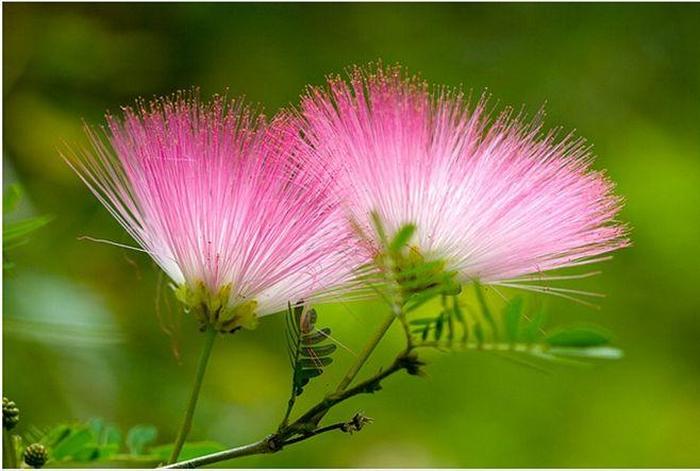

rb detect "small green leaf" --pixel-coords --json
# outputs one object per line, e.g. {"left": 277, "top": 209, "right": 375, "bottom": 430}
{"left": 88, "top": 418, "right": 122, "bottom": 458}
{"left": 452, "top": 296, "right": 464, "bottom": 322}
{"left": 409, "top": 318, "right": 434, "bottom": 326}
{"left": 434, "top": 314, "right": 444, "bottom": 340}
{"left": 389, "top": 224, "right": 416, "bottom": 252}
{"left": 446, "top": 311, "right": 455, "bottom": 341}
{"left": 503, "top": 296, "right": 524, "bottom": 342}
{"left": 546, "top": 326, "right": 612, "bottom": 347}
{"left": 303, "top": 343, "right": 337, "bottom": 357}
{"left": 522, "top": 308, "right": 546, "bottom": 343}
{"left": 473, "top": 282, "right": 499, "bottom": 339}
{"left": 51, "top": 427, "right": 95, "bottom": 460}
{"left": 296, "top": 368, "right": 323, "bottom": 381}
{"left": 298, "top": 357, "right": 333, "bottom": 368}
{"left": 126, "top": 425, "right": 157, "bottom": 456}
{"left": 301, "top": 328, "right": 331, "bottom": 345}
{"left": 474, "top": 322, "right": 484, "bottom": 345}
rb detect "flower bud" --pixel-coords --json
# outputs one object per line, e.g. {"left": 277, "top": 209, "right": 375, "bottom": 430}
{"left": 23, "top": 443, "right": 48, "bottom": 468}
{"left": 2, "top": 396, "right": 20, "bottom": 430}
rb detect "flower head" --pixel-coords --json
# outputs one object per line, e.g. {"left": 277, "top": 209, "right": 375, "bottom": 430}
{"left": 299, "top": 66, "right": 629, "bottom": 298}
{"left": 66, "top": 93, "right": 355, "bottom": 331}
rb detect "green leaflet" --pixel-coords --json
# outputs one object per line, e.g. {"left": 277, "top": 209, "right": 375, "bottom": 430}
{"left": 546, "top": 326, "right": 612, "bottom": 347}
{"left": 126, "top": 424, "right": 158, "bottom": 456}
{"left": 389, "top": 224, "right": 416, "bottom": 252}
{"left": 503, "top": 296, "right": 524, "bottom": 343}
{"left": 18, "top": 419, "right": 225, "bottom": 466}
{"left": 408, "top": 285, "right": 623, "bottom": 367}
{"left": 286, "top": 302, "right": 337, "bottom": 397}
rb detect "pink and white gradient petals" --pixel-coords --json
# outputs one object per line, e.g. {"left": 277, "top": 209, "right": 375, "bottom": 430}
{"left": 299, "top": 66, "right": 629, "bottom": 291}
{"left": 66, "top": 93, "right": 358, "bottom": 317}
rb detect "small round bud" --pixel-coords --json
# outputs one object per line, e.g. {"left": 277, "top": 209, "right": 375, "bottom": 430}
{"left": 23, "top": 443, "right": 48, "bottom": 468}
{"left": 3, "top": 396, "right": 20, "bottom": 430}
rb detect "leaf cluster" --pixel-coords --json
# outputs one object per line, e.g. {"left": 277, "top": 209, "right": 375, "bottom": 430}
{"left": 286, "top": 302, "right": 337, "bottom": 397}
{"left": 411, "top": 290, "right": 622, "bottom": 364}
{"left": 369, "top": 218, "right": 461, "bottom": 310}
{"left": 17, "top": 419, "right": 225, "bottom": 467}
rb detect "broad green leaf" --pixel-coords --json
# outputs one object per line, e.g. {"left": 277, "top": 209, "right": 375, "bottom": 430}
{"left": 96, "top": 444, "right": 121, "bottom": 459}
{"left": 389, "top": 224, "right": 416, "bottom": 252}
{"left": 42, "top": 424, "right": 73, "bottom": 448}
{"left": 51, "top": 427, "right": 95, "bottom": 460}
{"left": 126, "top": 425, "right": 157, "bottom": 456}
{"left": 72, "top": 444, "right": 101, "bottom": 462}
{"left": 150, "top": 441, "right": 226, "bottom": 462}
{"left": 546, "top": 326, "right": 612, "bottom": 347}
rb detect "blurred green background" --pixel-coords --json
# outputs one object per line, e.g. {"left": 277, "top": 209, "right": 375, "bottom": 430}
{"left": 3, "top": 3, "right": 700, "bottom": 467}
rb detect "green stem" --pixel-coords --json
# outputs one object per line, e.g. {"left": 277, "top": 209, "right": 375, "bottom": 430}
{"left": 3, "top": 430, "right": 17, "bottom": 469}
{"left": 163, "top": 350, "right": 417, "bottom": 469}
{"left": 335, "top": 310, "right": 396, "bottom": 392}
{"left": 168, "top": 326, "right": 218, "bottom": 464}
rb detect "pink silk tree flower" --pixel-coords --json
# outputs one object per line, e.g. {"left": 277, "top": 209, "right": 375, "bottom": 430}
{"left": 298, "top": 66, "right": 629, "bottom": 301}
{"left": 65, "top": 94, "right": 357, "bottom": 332}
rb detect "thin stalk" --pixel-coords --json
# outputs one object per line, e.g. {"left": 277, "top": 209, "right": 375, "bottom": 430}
{"left": 168, "top": 326, "right": 218, "bottom": 464}
{"left": 335, "top": 311, "right": 396, "bottom": 392}
{"left": 164, "top": 437, "right": 271, "bottom": 469}
{"left": 335, "top": 236, "right": 406, "bottom": 393}
{"left": 163, "top": 352, "right": 415, "bottom": 469}
{"left": 3, "top": 431, "right": 17, "bottom": 469}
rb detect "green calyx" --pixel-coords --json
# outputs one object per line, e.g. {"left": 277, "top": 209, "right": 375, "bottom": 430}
{"left": 3, "top": 396, "right": 20, "bottom": 430}
{"left": 173, "top": 282, "right": 259, "bottom": 333}
{"left": 390, "top": 245, "right": 461, "bottom": 299}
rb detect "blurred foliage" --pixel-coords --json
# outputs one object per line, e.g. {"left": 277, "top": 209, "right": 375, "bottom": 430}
{"left": 11, "top": 418, "right": 224, "bottom": 467}
{"left": 3, "top": 184, "right": 51, "bottom": 272}
{"left": 3, "top": 3, "right": 700, "bottom": 468}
